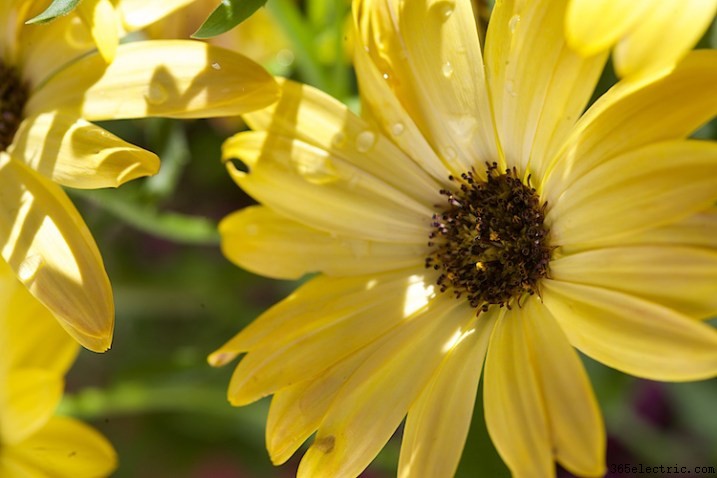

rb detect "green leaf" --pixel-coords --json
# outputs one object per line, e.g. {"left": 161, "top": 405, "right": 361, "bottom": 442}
{"left": 25, "top": 0, "right": 81, "bottom": 24}
{"left": 192, "top": 0, "right": 268, "bottom": 39}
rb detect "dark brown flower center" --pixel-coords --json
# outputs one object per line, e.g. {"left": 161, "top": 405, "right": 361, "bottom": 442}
{"left": 0, "top": 61, "right": 28, "bottom": 152}
{"left": 426, "top": 163, "right": 552, "bottom": 311}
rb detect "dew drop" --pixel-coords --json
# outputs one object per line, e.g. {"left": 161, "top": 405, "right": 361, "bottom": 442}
{"left": 506, "top": 79, "right": 518, "bottom": 97}
{"left": 442, "top": 61, "right": 454, "bottom": 78}
{"left": 211, "top": 62, "right": 222, "bottom": 70}
{"left": 434, "top": 0, "right": 455, "bottom": 21}
{"left": 291, "top": 155, "right": 340, "bottom": 184}
{"left": 146, "top": 83, "right": 169, "bottom": 105}
{"left": 331, "top": 132, "right": 347, "bottom": 148}
{"left": 356, "top": 130, "right": 377, "bottom": 153}
{"left": 509, "top": 14, "right": 521, "bottom": 33}
{"left": 391, "top": 122, "right": 405, "bottom": 136}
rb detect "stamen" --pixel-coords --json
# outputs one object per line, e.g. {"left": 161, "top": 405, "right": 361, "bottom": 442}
{"left": 426, "top": 163, "right": 552, "bottom": 310}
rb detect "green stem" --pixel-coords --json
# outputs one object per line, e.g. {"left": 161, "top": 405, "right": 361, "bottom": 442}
{"left": 69, "top": 189, "right": 220, "bottom": 246}
{"left": 266, "top": 0, "right": 329, "bottom": 90}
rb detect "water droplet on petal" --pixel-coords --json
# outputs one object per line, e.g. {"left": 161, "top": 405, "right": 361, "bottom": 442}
{"left": 509, "top": 14, "right": 521, "bottom": 33}
{"left": 506, "top": 79, "right": 518, "bottom": 97}
{"left": 211, "top": 62, "right": 222, "bottom": 70}
{"left": 442, "top": 61, "right": 454, "bottom": 78}
{"left": 433, "top": 0, "right": 455, "bottom": 21}
{"left": 331, "top": 132, "right": 346, "bottom": 148}
{"left": 292, "top": 154, "right": 340, "bottom": 184}
{"left": 391, "top": 122, "right": 405, "bottom": 136}
{"left": 146, "top": 83, "right": 169, "bottom": 105}
{"left": 356, "top": 130, "right": 377, "bottom": 153}
{"left": 448, "top": 115, "right": 477, "bottom": 141}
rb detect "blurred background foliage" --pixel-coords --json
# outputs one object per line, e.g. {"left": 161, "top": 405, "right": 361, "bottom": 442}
{"left": 55, "top": 1, "right": 717, "bottom": 477}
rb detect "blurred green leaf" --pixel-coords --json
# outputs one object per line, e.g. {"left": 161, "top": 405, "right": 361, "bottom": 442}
{"left": 26, "top": 0, "right": 80, "bottom": 24}
{"left": 192, "top": 0, "right": 268, "bottom": 39}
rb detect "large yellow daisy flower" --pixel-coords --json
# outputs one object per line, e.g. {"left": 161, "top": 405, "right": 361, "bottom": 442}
{"left": 211, "top": 0, "right": 717, "bottom": 476}
{"left": 0, "top": 261, "right": 116, "bottom": 477}
{"left": 566, "top": 0, "right": 717, "bottom": 77}
{"left": 0, "top": 0, "right": 278, "bottom": 352}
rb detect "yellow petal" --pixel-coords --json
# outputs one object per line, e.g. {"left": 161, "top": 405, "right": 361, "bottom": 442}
{"left": 209, "top": 269, "right": 429, "bottom": 366}
{"left": 398, "top": 312, "right": 495, "bottom": 478}
{"left": 618, "top": 208, "right": 717, "bottom": 249}
{"left": 521, "top": 297, "right": 605, "bottom": 477}
{"left": 613, "top": 0, "right": 717, "bottom": 78}
{"left": 226, "top": 270, "right": 438, "bottom": 405}
{"left": 115, "top": 0, "right": 196, "bottom": 31}
{"left": 0, "top": 369, "right": 62, "bottom": 445}
{"left": 0, "top": 260, "right": 79, "bottom": 374}
{"left": 542, "top": 50, "right": 717, "bottom": 195}
{"left": 351, "top": 9, "right": 450, "bottom": 183}
{"left": 220, "top": 206, "right": 423, "bottom": 280}
{"left": 18, "top": 10, "right": 99, "bottom": 88}
{"left": 542, "top": 280, "right": 717, "bottom": 381}
{"left": 77, "top": 0, "right": 119, "bottom": 63}
{"left": 0, "top": 155, "right": 113, "bottom": 352}
{"left": 564, "top": 0, "right": 650, "bottom": 56}
{"left": 27, "top": 40, "right": 279, "bottom": 120}
{"left": 547, "top": 141, "right": 717, "bottom": 247}
{"left": 243, "top": 79, "right": 442, "bottom": 205}
{"left": 551, "top": 246, "right": 717, "bottom": 319}
{"left": 222, "top": 131, "right": 430, "bottom": 244}
{"left": 10, "top": 111, "right": 159, "bottom": 189}
{"left": 267, "top": 345, "right": 376, "bottom": 465}
{"left": 354, "top": 0, "right": 497, "bottom": 175}
{"left": 483, "top": 309, "right": 553, "bottom": 478}
{"left": 486, "top": 0, "right": 608, "bottom": 176}
{"left": 297, "top": 297, "right": 470, "bottom": 478}
{"left": 6, "top": 416, "right": 117, "bottom": 478}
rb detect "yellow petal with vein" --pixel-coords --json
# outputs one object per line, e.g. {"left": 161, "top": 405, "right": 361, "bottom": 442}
{"left": 267, "top": 346, "right": 375, "bottom": 465}
{"left": 297, "top": 297, "right": 467, "bottom": 478}
{"left": 543, "top": 280, "right": 717, "bottom": 381}
{"left": 483, "top": 309, "right": 553, "bottom": 478}
{"left": 0, "top": 369, "right": 62, "bottom": 445}
{"left": 27, "top": 40, "right": 278, "bottom": 120}
{"left": 0, "top": 259, "right": 79, "bottom": 374}
{"left": 226, "top": 270, "right": 437, "bottom": 405}
{"left": 543, "top": 50, "right": 717, "bottom": 195}
{"left": 551, "top": 246, "right": 717, "bottom": 319}
{"left": 547, "top": 141, "right": 717, "bottom": 247}
{"left": 209, "top": 270, "right": 428, "bottom": 366}
{"left": 77, "top": 0, "right": 118, "bottom": 63}
{"left": 398, "top": 312, "right": 495, "bottom": 478}
{"left": 521, "top": 298, "right": 605, "bottom": 476}
{"left": 6, "top": 416, "right": 117, "bottom": 478}
{"left": 565, "top": 0, "right": 650, "bottom": 56}
{"left": 220, "top": 206, "right": 423, "bottom": 280}
{"left": 614, "top": 0, "right": 717, "bottom": 78}
{"left": 115, "top": 0, "right": 196, "bottom": 31}
{"left": 0, "top": 155, "right": 113, "bottom": 352}
{"left": 223, "top": 131, "right": 430, "bottom": 244}
{"left": 11, "top": 111, "right": 159, "bottom": 189}
{"left": 487, "top": 0, "right": 608, "bottom": 176}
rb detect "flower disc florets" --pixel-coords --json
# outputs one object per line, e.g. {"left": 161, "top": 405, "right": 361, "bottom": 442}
{"left": 0, "top": 61, "right": 28, "bottom": 151}
{"left": 426, "top": 163, "right": 552, "bottom": 311}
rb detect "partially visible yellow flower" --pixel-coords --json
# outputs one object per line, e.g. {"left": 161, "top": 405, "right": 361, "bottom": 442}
{"left": 0, "top": 261, "right": 117, "bottom": 477}
{"left": 0, "top": 1, "right": 278, "bottom": 351}
{"left": 210, "top": 0, "right": 717, "bottom": 476}
{"left": 566, "top": 0, "right": 717, "bottom": 77}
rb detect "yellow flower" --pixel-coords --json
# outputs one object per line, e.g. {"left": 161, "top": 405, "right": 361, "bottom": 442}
{"left": 212, "top": 0, "right": 717, "bottom": 476}
{"left": 0, "top": 261, "right": 117, "bottom": 477}
{"left": 0, "top": 1, "right": 278, "bottom": 352}
{"left": 566, "top": 0, "right": 717, "bottom": 77}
